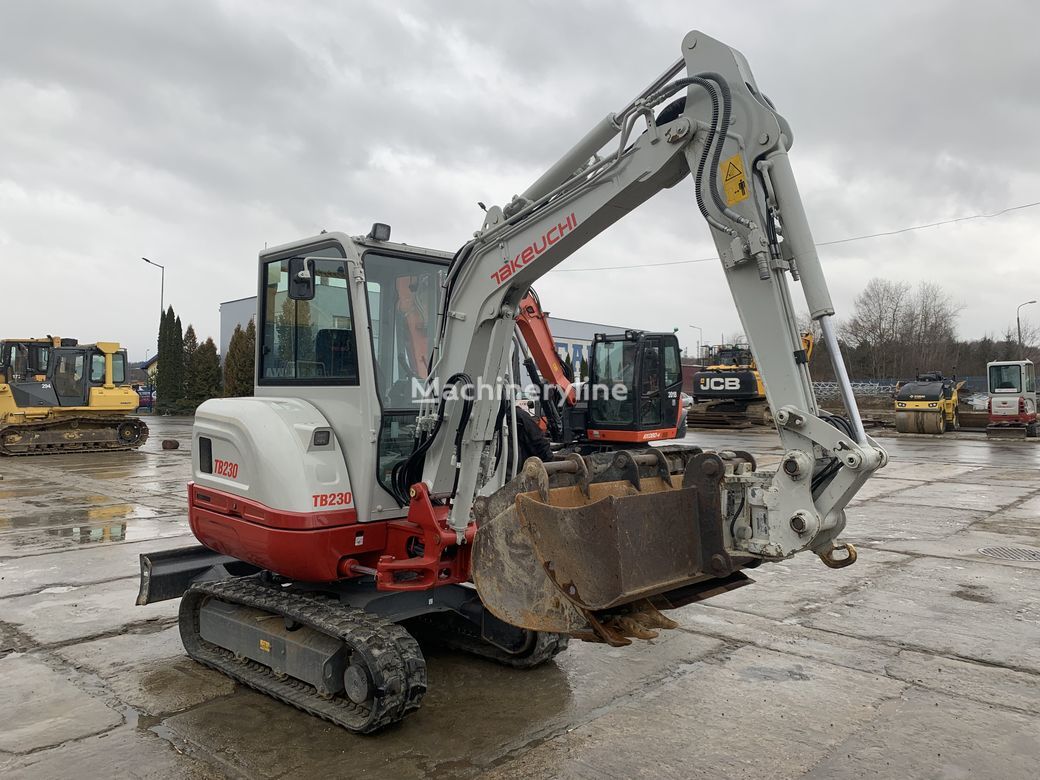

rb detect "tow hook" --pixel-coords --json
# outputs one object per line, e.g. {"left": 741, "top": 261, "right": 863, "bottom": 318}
{"left": 817, "top": 542, "right": 857, "bottom": 569}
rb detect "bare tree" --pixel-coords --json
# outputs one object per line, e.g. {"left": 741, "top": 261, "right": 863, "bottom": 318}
{"left": 840, "top": 278, "right": 911, "bottom": 379}
{"left": 899, "top": 282, "right": 961, "bottom": 376}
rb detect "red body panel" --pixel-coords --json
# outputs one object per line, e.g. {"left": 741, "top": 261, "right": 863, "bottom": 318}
{"left": 188, "top": 482, "right": 473, "bottom": 587}
{"left": 988, "top": 396, "right": 1037, "bottom": 426}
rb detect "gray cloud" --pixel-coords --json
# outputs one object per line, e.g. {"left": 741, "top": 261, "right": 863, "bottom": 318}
{"left": 2, "top": 0, "right": 1038, "bottom": 362}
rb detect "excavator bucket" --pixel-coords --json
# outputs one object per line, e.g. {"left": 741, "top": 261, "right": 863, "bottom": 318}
{"left": 472, "top": 448, "right": 755, "bottom": 646}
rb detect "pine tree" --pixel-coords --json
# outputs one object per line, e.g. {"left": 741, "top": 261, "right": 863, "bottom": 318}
{"left": 182, "top": 324, "right": 199, "bottom": 404}
{"left": 155, "top": 306, "right": 175, "bottom": 413}
{"left": 244, "top": 319, "right": 256, "bottom": 382}
{"left": 224, "top": 319, "right": 256, "bottom": 397}
{"left": 172, "top": 315, "right": 185, "bottom": 402}
{"left": 192, "top": 338, "right": 222, "bottom": 404}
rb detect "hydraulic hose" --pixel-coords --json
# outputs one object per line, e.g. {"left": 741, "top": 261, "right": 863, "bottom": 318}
{"left": 649, "top": 78, "right": 729, "bottom": 236}
{"left": 390, "top": 372, "right": 473, "bottom": 505}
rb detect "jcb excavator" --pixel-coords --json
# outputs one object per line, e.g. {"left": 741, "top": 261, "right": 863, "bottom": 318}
{"left": 688, "top": 342, "right": 767, "bottom": 427}
{"left": 688, "top": 333, "right": 813, "bottom": 428}
{"left": 137, "top": 31, "right": 886, "bottom": 733}
{"left": 0, "top": 338, "right": 148, "bottom": 455}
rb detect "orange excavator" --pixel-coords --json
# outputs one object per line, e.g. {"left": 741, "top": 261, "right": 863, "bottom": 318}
{"left": 514, "top": 291, "right": 686, "bottom": 453}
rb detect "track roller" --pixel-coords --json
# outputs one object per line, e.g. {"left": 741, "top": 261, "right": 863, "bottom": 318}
{"left": 180, "top": 577, "right": 427, "bottom": 734}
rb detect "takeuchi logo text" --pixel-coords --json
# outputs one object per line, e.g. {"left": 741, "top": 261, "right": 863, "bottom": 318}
{"left": 491, "top": 213, "right": 578, "bottom": 285}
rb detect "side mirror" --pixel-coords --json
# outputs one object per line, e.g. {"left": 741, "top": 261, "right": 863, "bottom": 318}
{"left": 288, "top": 257, "right": 315, "bottom": 300}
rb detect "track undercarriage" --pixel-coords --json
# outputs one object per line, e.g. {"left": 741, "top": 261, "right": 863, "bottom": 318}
{"left": 0, "top": 414, "right": 149, "bottom": 455}
{"left": 684, "top": 399, "right": 771, "bottom": 429}
{"left": 143, "top": 443, "right": 766, "bottom": 733}
{"left": 159, "top": 564, "right": 570, "bottom": 734}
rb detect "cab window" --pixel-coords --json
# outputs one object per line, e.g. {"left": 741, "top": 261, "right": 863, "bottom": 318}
{"left": 589, "top": 339, "right": 637, "bottom": 425}
{"left": 664, "top": 342, "right": 681, "bottom": 387}
{"left": 989, "top": 364, "right": 1022, "bottom": 393}
{"left": 90, "top": 353, "right": 106, "bottom": 382}
{"left": 260, "top": 250, "right": 358, "bottom": 385}
{"left": 364, "top": 253, "right": 443, "bottom": 409}
{"left": 54, "top": 353, "right": 85, "bottom": 396}
{"left": 363, "top": 252, "right": 446, "bottom": 497}
{"left": 112, "top": 353, "right": 126, "bottom": 384}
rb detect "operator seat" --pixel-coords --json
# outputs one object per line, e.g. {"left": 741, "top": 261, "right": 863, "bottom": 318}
{"left": 314, "top": 329, "right": 359, "bottom": 382}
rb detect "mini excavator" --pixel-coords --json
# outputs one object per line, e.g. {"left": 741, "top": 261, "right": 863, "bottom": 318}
{"left": 138, "top": 31, "right": 886, "bottom": 732}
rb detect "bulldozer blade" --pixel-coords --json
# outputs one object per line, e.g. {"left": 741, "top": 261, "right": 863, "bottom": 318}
{"left": 472, "top": 449, "right": 742, "bottom": 644}
{"left": 986, "top": 425, "right": 1028, "bottom": 440}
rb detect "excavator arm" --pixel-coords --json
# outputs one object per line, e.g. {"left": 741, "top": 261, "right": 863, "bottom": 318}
{"left": 408, "top": 30, "right": 885, "bottom": 639}
{"left": 515, "top": 290, "right": 575, "bottom": 407}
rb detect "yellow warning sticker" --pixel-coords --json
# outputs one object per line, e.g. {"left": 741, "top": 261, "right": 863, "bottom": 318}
{"left": 721, "top": 153, "right": 750, "bottom": 206}
{"left": 259, "top": 639, "right": 271, "bottom": 652}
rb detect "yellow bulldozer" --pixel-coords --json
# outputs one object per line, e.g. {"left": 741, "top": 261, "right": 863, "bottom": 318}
{"left": 0, "top": 337, "right": 149, "bottom": 455}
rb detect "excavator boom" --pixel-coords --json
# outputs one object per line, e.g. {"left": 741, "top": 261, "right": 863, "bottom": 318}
{"left": 410, "top": 31, "right": 886, "bottom": 636}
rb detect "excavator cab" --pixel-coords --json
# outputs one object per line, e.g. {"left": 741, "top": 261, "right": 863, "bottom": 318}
{"left": 586, "top": 331, "right": 683, "bottom": 442}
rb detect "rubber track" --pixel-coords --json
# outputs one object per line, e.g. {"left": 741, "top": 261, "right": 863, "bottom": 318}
{"left": 180, "top": 577, "right": 427, "bottom": 734}
{"left": 409, "top": 612, "right": 569, "bottom": 669}
{"left": 0, "top": 416, "right": 149, "bottom": 456}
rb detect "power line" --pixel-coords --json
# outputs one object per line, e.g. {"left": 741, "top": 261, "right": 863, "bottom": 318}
{"left": 548, "top": 199, "right": 1040, "bottom": 274}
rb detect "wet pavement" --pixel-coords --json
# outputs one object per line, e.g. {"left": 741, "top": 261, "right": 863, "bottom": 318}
{"left": 2, "top": 417, "right": 1039, "bottom": 778}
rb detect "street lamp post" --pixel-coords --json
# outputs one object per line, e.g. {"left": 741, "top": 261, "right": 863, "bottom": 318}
{"left": 688, "top": 324, "right": 703, "bottom": 360}
{"left": 1017, "top": 299, "right": 1037, "bottom": 359}
{"left": 142, "top": 257, "right": 165, "bottom": 314}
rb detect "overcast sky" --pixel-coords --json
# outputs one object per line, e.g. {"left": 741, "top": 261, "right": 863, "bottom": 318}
{"left": 3, "top": 0, "right": 1039, "bottom": 361}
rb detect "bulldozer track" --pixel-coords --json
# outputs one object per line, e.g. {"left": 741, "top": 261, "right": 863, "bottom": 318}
{"left": 180, "top": 577, "right": 427, "bottom": 734}
{"left": 0, "top": 415, "right": 149, "bottom": 456}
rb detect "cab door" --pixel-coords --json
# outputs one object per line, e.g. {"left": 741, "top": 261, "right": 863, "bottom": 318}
{"left": 51, "top": 349, "right": 89, "bottom": 406}
{"left": 636, "top": 335, "right": 683, "bottom": 432}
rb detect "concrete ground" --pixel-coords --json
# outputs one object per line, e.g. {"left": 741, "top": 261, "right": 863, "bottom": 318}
{"left": 2, "top": 417, "right": 1039, "bottom": 779}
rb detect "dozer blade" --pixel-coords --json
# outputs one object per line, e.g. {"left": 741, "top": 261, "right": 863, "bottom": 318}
{"left": 986, "top": 425, "right": 1028, "bottom": 440}
{"left": 472, "top": 448, "right": 755, "bottom": 646}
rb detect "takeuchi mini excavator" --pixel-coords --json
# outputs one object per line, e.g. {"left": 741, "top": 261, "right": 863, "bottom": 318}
{"left": 986, "top": 359, "right": 1038, "bottom": 438}
{"left": 0, "top": 337, "right": 148, "bottom": 455}
{"left": 137, "top": 31, "right": 887, "bottom": 733}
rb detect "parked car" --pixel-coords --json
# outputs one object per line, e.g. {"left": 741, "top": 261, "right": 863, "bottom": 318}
{"left": 136, "top": 387, "right": 155, "bottom": 411}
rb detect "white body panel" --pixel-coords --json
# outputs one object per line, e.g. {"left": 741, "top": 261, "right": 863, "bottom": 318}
{"left": 193, "top": 396, "right": 353, "bottom": 515}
